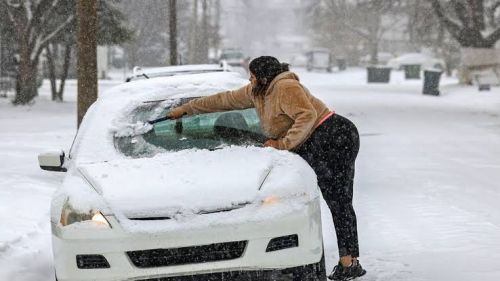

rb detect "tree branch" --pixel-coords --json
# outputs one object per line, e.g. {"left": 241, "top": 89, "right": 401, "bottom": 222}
{"left": 484, "top": 27, "right": 500, "bottom": 47}
{"left": 326, "top": 0, "right": 370, "bottom": 39}
{"left": 451, "top": 0, "right": 469, "bottom": 27}
{"left": 31, "top": 15, "right": 74, "bottom": 61}
{"left": 427, "top": 0, "right": 462, "bottom": 40}
{"left": 2, "top": 0, "right": 23, "bottom": 29}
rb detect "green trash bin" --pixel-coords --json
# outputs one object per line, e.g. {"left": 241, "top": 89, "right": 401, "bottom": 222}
{"left": 403, "top": 64, "right": 421, "bottom": 79}
{"left": 423, "top": 70, "right": 442, "bottom": 96}
{"left": 367, "top": 67, "right": 391, "bottom": 83}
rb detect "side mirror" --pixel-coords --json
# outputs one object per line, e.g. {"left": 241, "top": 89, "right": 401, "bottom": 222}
{"left": 38, "top": 150, "right": 67, "bottom": 172}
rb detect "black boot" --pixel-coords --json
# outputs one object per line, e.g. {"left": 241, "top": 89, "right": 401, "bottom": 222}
{"left": 328, "top": 260, "right": 366, "bottom": 281}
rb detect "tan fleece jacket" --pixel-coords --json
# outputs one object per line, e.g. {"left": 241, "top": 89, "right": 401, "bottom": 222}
{"left": 174, "top": 71, "right": 330, "bottom": 150}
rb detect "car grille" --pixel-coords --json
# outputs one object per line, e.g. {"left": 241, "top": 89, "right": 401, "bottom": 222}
{"left": 127, "top": 241, "right": 247, "bottom": 268}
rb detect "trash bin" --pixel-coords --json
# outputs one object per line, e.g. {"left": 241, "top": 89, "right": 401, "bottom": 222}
{"left": 403, "top": 64, "right": 421, "bottom": 79}
{"left": 337, "top": 58, "right": 347, "bottom": 71}
{"left": 478, "top": 84, "right": 491, "bottom": 91}
{"left": 367, "top": 67, "right": 391, "bottom": 83}
{"left": 423, "top": 70, "right": 442, "bottom": 96}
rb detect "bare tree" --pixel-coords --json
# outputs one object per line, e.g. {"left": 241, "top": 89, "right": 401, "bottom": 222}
{"left": 44, "top": 1, "right": 130, "bottom": 102}
{"left": 1, "top": 0, "right": 75, "bottom": 105}
{"left": 188, "top": 0, "right": 199, "bottom": 63}
{"left": 211, "top": 0, "right": 221, "bottom": 53}
{"left": 404, "top": 1, "right": 460, "bottom": 76}
{"left": 319, "top": 0, "right": 402, "bottom": 65}
{"left": 200, "top": 0, "right": 209, "bottom": 63}
{"left": 77, "top": 0, "right": 97, "bottom": 127}
{"left": 428, "top": 0, "right": 500, "bottom": 48}
{"left": 45, "top": 41, "right": 71, "bottom": 101}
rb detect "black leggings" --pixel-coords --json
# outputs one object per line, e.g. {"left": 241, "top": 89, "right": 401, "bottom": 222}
{"left": 295, "top": 114, "right": 360, "bottom": 257}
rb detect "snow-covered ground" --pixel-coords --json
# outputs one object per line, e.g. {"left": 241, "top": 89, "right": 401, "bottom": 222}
{"left": 1, "top": 68, "right": 499, "bottom": 280}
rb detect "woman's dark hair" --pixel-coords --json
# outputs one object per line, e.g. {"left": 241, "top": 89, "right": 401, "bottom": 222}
{"left": 249, "top": 56, "right": 289, "bottom": 96}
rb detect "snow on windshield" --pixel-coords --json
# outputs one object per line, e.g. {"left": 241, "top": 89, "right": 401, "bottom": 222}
{"left": 69, "top": 72, "right": 248, "bottom": 164}
{"left": 113, "top": 99, "right": 266, "bottom": 158}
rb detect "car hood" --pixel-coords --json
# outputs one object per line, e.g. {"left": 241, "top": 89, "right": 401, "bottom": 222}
{"left": 77, "top": 147, "right": 283, "bottom": 218}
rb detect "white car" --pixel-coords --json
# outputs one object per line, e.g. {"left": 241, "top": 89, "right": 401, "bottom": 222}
{"left": 386, "top": 53, "right": 445, "bottom": 70}
{"left": 305, "top": 49, "right": 332, "bottom": 72}
{"left": 39, "top": 71, "right": 325, "bottom": 281}
{"left": 219, "top": 49, "right": 246, "bottom": 67}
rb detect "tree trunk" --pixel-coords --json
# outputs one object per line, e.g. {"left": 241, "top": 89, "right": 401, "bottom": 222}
{"left": 369, "top": 40, "right": 379, "bottom": 66}
{"left": 77, "top": 0, "right": 98, "bottom": 127}
{"left": 367, "top": 12, "right": 381, "bottom": 66}
{"left": 13, "top": 50, "right": 38, "bottom": 105}
{"left": 169, "top": 0, "right": 178, "bottom": 66}
{"left": 212, "top": 0, "right": 221, "bottom": 52}
{"left": 200, "top": 0, "right": 209, "bottom": 63}
{"left": 46, "top": 43, "right": 72, "bottom": 102}
{"left": 57, "top": 43, "right": 72, "bottom": 102}
{"left": 189, "top": 0, "right": 199, "bottom": 64}
{"left": 46, "top": 44, "right": 59, "bottom": 101}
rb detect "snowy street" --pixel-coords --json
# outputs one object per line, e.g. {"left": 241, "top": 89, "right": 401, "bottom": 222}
{"left": 1, "top": 68, "right": 500, "bottom": 281}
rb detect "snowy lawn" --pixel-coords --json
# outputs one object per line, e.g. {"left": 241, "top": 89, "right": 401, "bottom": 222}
{"left": 1, "top": 68, "right": 500, "bottom": 280}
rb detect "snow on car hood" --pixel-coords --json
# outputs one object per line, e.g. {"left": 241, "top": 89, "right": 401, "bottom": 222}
{"left": 76, "top": 146, "right": 319, "bottom": 218}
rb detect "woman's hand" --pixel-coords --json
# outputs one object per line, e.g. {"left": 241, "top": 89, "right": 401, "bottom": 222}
{"left": 167, "top": 107, "right": 186, "bottom": 119}
{"left": 264, "top": 139, "right": 280, "bottom": 149}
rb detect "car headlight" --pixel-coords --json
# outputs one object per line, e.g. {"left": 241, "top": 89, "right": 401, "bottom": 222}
{"left": 261, "top": 195, "right": 280, "bottom": 206}
{"left": 60, "top": 201, "right": 111, "bottom": 228}
{"left": 261, "top": 192, "right": 312, "bottom": 207}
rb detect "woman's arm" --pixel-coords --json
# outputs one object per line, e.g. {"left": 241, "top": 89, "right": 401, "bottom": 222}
{"left": 168, "top": 84, "right": 254, "bottom": 118}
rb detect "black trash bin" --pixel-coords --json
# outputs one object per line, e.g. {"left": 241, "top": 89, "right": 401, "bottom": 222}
{"left": 367, "top": 66, "right": 391, "bottom": 83}
{"left": 337, "top": 58, "right": 347, "bottom": 71}
{"left": 423, "top": 70, "right": 442, "bottom": 96}
{"left": 403, "top": 64, "right": 421, "bottom": 79}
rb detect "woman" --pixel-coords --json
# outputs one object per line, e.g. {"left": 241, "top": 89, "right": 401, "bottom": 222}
{"left": 167, "top": 56, "right": 366, "bottom": 281}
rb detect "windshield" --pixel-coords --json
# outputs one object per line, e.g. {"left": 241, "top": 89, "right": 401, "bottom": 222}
{"left": 114, "top": 98, "right": 266, "bottom": 158}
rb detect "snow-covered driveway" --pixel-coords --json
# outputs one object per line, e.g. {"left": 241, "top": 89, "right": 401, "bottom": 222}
{"left": 1, "top": 70, "right": 499, "bottom": 280}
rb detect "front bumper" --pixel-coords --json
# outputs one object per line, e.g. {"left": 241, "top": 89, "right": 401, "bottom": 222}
{"left": 52, "top": 199, "right": 323, "bottom": 281}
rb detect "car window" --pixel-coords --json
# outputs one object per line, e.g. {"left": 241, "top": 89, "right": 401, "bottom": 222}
{"left": 114, "top": 98, "right": 266, "bottom": 158}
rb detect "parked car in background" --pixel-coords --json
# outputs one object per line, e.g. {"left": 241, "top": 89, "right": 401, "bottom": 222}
{"left": 125, "top": 64, "right": 232, "bottom": 82}
{"left": 387, "top": 53, "right": 446, "bottom": 70}
{"left": 219, "top": 48, "right": 246, "bottom": 67}
{"left": 306, "top": 48, "right": 332, "bottom": 72}
{"left": 289, "top": 53, "right": 308, "bottom": 68}
{"left": 39, "top": 71, "right": 326, "bottom": 281}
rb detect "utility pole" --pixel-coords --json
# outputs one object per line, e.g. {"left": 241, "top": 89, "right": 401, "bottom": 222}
{"left": 77, "top": 0, "right": 98, "bottom": 127}
{"left": 169, "top": 0, "right": 178, "bottom": 65}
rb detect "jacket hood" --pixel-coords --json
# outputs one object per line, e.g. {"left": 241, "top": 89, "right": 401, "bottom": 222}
{"left": 266, "top": 71, "right": 300, "bottom": 95}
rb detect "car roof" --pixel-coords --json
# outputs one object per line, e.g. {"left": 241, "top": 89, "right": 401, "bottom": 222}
{"left": 126, "top": 64, "right": 231, "bottom": 82}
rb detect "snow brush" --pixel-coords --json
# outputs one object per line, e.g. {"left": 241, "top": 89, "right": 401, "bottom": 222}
{"left": 119, "top": 116, "right": 173, "bottom": 137}
{"left": 147, "top": 116, "right": 172, "bottom": 125}
{"left": 122, "top": 113, "right": 186, "bottom": 137}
